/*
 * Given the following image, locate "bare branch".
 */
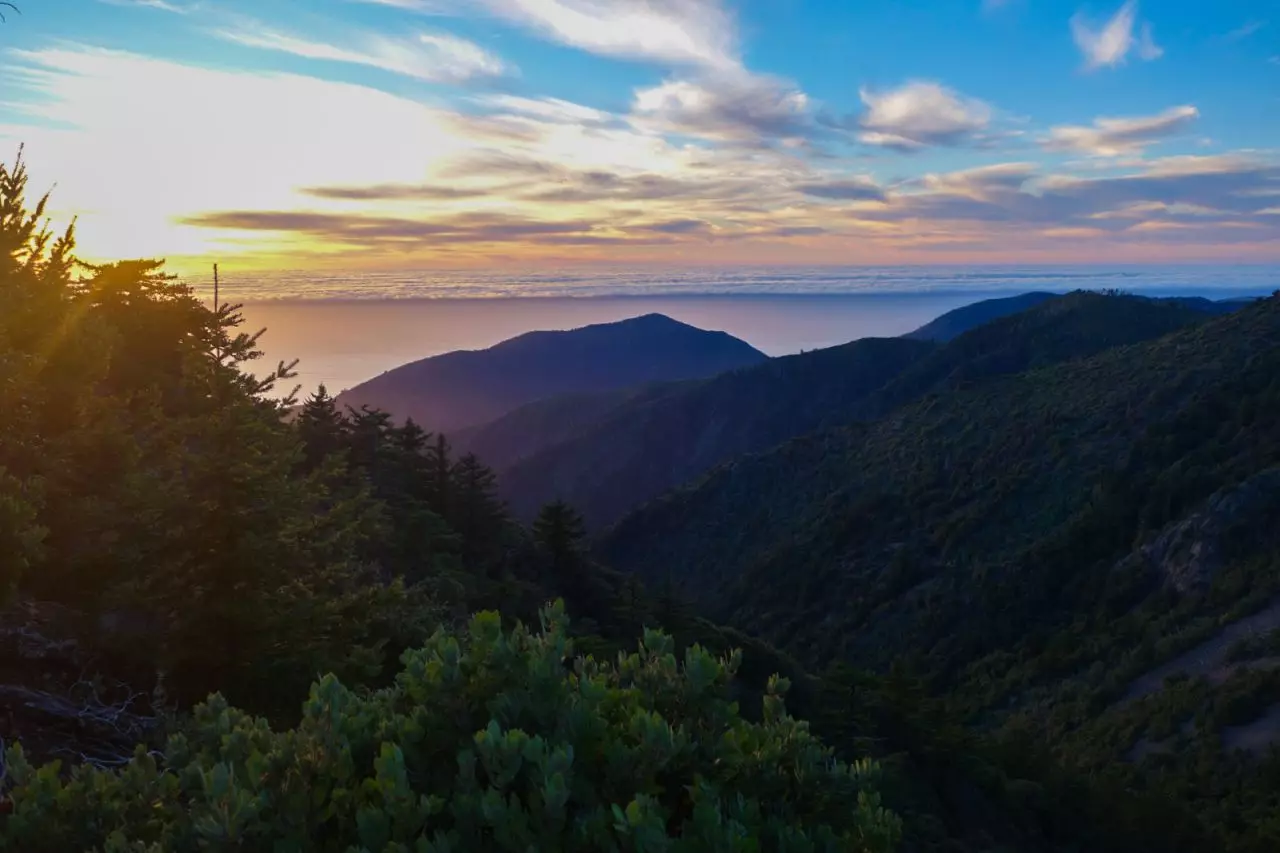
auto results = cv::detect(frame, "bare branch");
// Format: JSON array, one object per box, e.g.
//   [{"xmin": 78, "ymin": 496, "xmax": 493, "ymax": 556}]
[{"xmin": 0, "ymin": 3, "xmax": 20, "ymax": 24}]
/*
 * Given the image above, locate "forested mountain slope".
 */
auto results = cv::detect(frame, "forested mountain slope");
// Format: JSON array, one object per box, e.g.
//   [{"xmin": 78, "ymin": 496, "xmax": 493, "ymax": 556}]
[
  {"xmin": 494, "ymin": 291, "xmax": 1219, "ymax": 528},
  {"xmin": 903, "ymin": 290, "xmax": 1245, "ymax": 342},
  {"xmin": 497, "ymin": 336, "xmax": 932, "ymax": 526},
  {"xmin": 335, "ymin": 313, "xmax": 766, "ymax": 432},
  {"xmin": 904, "ymin": 292, "xmax": 1058, "ymax": 341},
  {"xmin": 601, "ymin": 293, "xmax": 1280, "ymax": 850}
]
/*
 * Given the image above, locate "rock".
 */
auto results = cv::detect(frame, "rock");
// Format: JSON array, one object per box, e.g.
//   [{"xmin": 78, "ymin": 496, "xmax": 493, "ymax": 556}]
[{"xmin": 1133, "ymin": 467, "xmax": 1280, "ymax": 593}]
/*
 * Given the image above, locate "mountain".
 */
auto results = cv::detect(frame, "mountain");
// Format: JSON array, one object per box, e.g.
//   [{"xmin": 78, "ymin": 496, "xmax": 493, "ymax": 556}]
[
  {"xmin": 489, "ymin": 291, "xmax": 1221, "ymax": 529},
  {"xmin": 905, "ymin": 290, "xmax": 1250, "ymax": 342},
  {"xmin": 905, "ymin": 292, "xmax": 1059, "ymax": 341},
  {"xmin": 335, "ymin": 313, "xmax": 767, "ymax": 433},
  {"xmin": 598, "ymin": 294, "xmax": 1280, "ymax": 849},
  {"xmin": 491, "ymin": 336, "xmax": 931, "ymax": 526}
]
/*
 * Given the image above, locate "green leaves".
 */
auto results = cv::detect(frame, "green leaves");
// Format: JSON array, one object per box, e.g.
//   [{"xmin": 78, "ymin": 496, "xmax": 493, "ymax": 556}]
[{"xmin": 0, "ymin": 606, "xmax": 900, "ymax": 852}]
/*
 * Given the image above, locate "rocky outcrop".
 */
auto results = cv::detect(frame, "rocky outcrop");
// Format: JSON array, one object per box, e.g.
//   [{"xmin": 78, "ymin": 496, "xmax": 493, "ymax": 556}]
[{"xmin": 1132, "ymin": 467, "xmax": 1280, "ymax": 594}]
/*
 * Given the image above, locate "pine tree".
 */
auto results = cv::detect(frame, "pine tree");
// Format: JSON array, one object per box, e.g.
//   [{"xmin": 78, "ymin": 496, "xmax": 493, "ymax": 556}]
[
  {"xmin": 533, "ymin": 500, "xmax": 586, "ymax": 567},
  {"xmin": 450, "ymin": 452, "xmax": 507, "ymax": 568},
  {"xmin": 425, "ymin": 431, "xmax": 452, "ymax": 520},
  {"xmin": 295, "ymin": 384, "xmax": 348, "ymax": 472}
]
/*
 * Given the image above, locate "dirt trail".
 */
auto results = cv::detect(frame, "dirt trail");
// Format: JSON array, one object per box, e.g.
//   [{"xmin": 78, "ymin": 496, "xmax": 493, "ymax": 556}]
[{"xmin": 1122, "ymin": 599, "xmax": 1280, "ymax": 703}]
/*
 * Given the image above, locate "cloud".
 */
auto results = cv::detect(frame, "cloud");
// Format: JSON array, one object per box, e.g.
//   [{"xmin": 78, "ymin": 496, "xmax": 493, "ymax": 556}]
[
  {"xmin": 861, "ymin": 156, "xmax": 1280, "ymax": 241},
  {"xmin": 301, "ymin": 184, "xmax": 496, "ymax": 201},
  {"xmin": 178, "ymin": 209, "xmax": 611, "ymax": 244},
  {"xmin": 636, "ymin": 218, "xmax": 713, "ymax": 234},
  {"xmin": 1070, "ymin": 1, "xmax": 1162, "ymax": 70},
  {"xmin": 359, "ymin": 0, "xmax": 739, "ymax": 69},
  {"xmin": 795, "ymin": 178, "xmax": 885, "ymax": 201},
  {"xmin": 856, "ymin": 81, "xmax": 992, "ymax": 151},
  {"xmin": 0, "ymin": 45, "xmax": 489, "ymax": 260},
  {"xmin": 1223, "ymin": 20, "xmax": 1267, "ymax": 41},
  {"xmin": 99, "ymin": 0, "xmax": 193, "ymax": 12},
  {"xmin": 215, "ymin": 23, "xmax": 510, "ymax": 83},
  {"xmin": 1042, "ymin": 105, "xmax": 1198, "ymax": 156},
  {"xmin": 474, "ymin": 95, "xmax": 614, "ymax": 125},
  {"xmin": 631, "ymin": 72, "xmax": 813, "ymax": 143}
]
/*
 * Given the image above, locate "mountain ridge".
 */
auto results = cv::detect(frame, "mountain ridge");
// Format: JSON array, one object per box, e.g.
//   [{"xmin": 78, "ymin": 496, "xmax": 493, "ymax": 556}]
[
  {"xmin": 489, "ymin": 290, "xmax": 1233, "ymax": 529},
  {"xmin": 334, "ymin": 312, "xmax": 767, "ymax": 433}
]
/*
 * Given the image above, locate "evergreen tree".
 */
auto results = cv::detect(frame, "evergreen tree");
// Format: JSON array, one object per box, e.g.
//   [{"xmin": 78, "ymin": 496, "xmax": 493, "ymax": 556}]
[
  {"xmin": 295, "ymin": 385, "xmax": 348, "ymax": 472},
  {"xmin": 450, "ymin": 452, "xmax": 507, "ymax": 568},
  {"xmin": 425, "ymin": 432, "xmax": 452, "ymax": 520},
  {"xmin": 533, "ymin": 499, "xmax": 587, "ymax": 569}
]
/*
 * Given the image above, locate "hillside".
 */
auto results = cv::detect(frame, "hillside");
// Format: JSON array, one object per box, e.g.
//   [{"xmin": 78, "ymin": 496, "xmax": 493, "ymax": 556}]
[
  {"xmin": 599, "ymin": 293, "xmax": 1280, "ymax": 850},
  {"xmin": 335, "ymin": 313, "xmax": 767, "ymax": 432},
  {"xmin": 495, "ymin": 336, "xmax": 932, "ymax": 526},
  {"xmin": 905, "ymin": 292, "xmax": 1059, "ymax": 341},
  {"xmin": 494, "ymin": 291, "xmax": 1219, "ymax": 528},
  {"xmin": 905, "ymin": 290, "xmax": 1249, "ymax": 342}
]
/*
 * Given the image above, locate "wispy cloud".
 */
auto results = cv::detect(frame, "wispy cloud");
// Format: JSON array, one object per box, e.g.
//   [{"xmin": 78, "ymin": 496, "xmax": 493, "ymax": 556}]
[
  {"xmin": 359, "ymin": 0, "xmax": 739, "ymax": 69},
  {"xmin": 1070, "ymin": 1, "xmax": 1162, "ymax": 71},
  {"xmin": 1223, "ymin": 20, "xmax": 1267, "ymax": 42},
  {"xmin": 856, "ymin": 81, "xmax": 992, "ymax": 151},
  {"xmin": 99, "ymin": 0, "xmax": 194, "ymax": 12},
  {"xmin": 1042, "ymin": 105, "xmax": 1198, "ymax": 156},
  {"xmin": 215, "ymin": 23, "xmax": 511, "ymax": 83}
]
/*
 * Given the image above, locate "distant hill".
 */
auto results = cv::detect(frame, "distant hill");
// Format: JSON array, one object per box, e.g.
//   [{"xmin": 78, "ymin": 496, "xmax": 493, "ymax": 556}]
[
  {"xmin": 334, "ymin": 313, "xmax": 768, "ymax": 433},
  {"xmin": 487, "ymin": 291, "xmax": 1222, "ymax": 529},
  {"xmin": 905, "ymin": 292, "xmax": 1059, "ymax": 341},
  {"xmin": 490, "ymin": 336, "xmax": 933, "ymax": 527},
  {"xmin": 905, "ymin": 290, "xmax": 1250, "ymax": 342}
]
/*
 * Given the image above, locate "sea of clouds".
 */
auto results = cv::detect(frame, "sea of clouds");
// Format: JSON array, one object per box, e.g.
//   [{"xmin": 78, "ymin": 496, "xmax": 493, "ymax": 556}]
[{"xmin": 194, "ymin": 264, "xmax": 1279, "ymax": 302}]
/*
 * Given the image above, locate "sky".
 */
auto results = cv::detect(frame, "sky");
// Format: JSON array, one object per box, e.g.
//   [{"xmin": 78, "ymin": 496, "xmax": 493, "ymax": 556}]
[{"xmin": 0, "ymin": 0, "xmax": 1277, "ymax": 273}]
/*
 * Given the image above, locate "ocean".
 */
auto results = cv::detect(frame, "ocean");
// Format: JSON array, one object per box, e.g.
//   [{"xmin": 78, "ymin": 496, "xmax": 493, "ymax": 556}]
[{"xmin": 213, "ymin": 265, "xmax": 1279, "ymax": 398}]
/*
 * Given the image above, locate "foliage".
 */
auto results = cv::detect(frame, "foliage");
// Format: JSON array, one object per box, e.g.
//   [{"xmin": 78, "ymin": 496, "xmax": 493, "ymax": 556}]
[
  {"xmin": 0, "ymin": 150, "xmax": 425, "ymax": 712},
  {"xmin": 601, "ymin": 292, "xmax": 1280, "ymax": 850},
  {"xmin": 0, "ymin": 604, "xmax": 901, "ymax": 853}
]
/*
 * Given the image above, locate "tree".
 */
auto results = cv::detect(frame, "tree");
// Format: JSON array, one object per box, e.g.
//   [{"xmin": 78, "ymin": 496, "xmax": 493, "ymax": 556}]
[
  {"xmin": 0, "ymin": 604, "xmax": 902, "ymax": 852},
  {"xmin": 295, "ymin": 385, "xmax": 348, "ymax": 472},
  {"xmin": 0, "ymin": 148, "xmax": 419, "ymax": 713},
  {"xmin": 533, "ymin": 500, "xmax": 586, "ymax": 567},
  {"xmin": 450, "ymin": 452, "xmax": 507, "ymax": 568}
]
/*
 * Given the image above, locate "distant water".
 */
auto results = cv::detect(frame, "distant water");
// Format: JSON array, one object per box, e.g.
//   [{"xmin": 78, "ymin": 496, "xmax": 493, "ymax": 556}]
[{"xmin": 218, "ymin": 265, "xmax": 1278, "ymax": 398}]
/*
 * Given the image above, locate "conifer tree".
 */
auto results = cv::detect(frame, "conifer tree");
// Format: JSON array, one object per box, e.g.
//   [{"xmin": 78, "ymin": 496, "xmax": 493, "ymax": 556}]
[
  {"xmin": 533, "ymin": 499, "xmax": 587, "ymax": 568},
  {"xmin": 450, "ymin": 452, "xmax": 507, "ymax": 567},
  {"xmin": 295, "ymin": 384, "xmax": 347, "ymax": 472}
]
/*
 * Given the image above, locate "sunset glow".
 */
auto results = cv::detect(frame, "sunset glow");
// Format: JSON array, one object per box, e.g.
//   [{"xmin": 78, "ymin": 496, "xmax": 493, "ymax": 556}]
[{"xmin": 2, "ymin": 0, "xmax": 1277, "ymax": 276}]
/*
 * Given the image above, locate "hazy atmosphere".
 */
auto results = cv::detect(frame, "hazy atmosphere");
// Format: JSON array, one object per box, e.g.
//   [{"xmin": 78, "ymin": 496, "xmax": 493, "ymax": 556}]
[{"xmin": 4, "ymin": 2, "xmax": 1280, "ymax": 851}]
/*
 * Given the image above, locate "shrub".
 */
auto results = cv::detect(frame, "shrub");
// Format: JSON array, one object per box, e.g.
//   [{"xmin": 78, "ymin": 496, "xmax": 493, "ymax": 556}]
[{"xmin": 0, "ymin": 603, "xmax": 901, "ymax": 852}]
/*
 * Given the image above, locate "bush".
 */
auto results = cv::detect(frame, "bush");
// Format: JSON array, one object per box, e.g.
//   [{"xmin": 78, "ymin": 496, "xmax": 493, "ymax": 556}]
[{"xmin": 0, "ymin": 603, "xmax": 901, "ymax": 852}]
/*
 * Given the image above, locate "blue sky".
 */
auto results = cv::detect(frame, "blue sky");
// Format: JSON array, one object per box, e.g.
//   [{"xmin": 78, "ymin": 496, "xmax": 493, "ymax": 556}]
[{"xmin": 0, "ymin": 0, "xmax": 1277, "ymax": 271}]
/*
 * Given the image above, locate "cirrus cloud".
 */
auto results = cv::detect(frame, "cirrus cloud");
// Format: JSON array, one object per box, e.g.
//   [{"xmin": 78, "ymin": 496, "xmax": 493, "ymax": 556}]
[
  {"xmin": 215, "ymin": 23, "xmax": 511, "ymax": 83},
  {"xmin": 1070, "ymin": 1, "xmax": 1162, "ymax": 71},
  {"xmin": 359, "ymin": 0, "xmax": 739, "ymax": 69}
]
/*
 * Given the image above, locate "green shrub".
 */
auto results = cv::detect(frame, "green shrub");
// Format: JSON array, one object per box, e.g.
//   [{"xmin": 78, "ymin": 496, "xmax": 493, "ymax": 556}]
[{"xmin": 0, "ymin": 603, "xmax": 901, "ymax": 852}]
